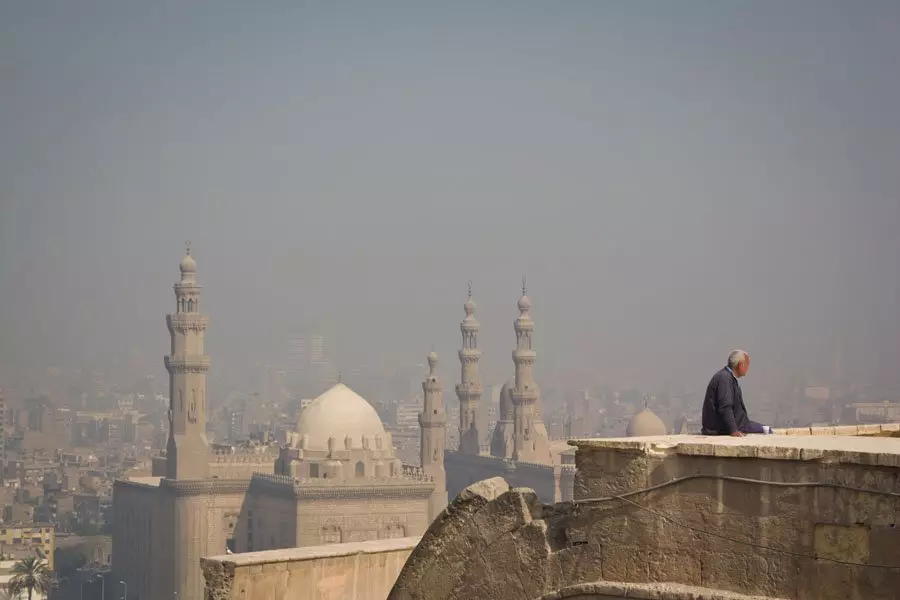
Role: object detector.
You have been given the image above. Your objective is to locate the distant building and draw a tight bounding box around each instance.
[0,524,55,570]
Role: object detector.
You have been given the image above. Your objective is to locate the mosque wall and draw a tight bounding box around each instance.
[294,495,430,547]
[445,451,563,503]
[391,434,900,600]
[111,481,161,600]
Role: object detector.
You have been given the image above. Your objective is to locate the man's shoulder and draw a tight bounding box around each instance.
[709,367,730,384]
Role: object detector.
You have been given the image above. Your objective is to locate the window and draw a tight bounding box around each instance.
[355,461,365,477]
[309,463,319,478]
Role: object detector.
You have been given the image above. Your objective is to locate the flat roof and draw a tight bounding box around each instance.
[569,434,900,468]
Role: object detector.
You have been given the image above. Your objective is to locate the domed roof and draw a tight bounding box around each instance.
[626,408,667,437]
[296,383,387,451]
[179,252,197,274]
[498,378,515,420]
[518,294,532,313]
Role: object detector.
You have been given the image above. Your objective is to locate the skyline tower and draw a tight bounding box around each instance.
[164,243,211,480]
[455,283,483,455]
[419,351,448,521]
[509,279,552,463]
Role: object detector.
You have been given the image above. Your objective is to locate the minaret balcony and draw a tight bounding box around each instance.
[455,383,484,394]
[166,313,210,332]
[164,355,211,373]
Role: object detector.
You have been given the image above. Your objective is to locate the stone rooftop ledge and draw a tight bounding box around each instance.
[204,536,422,566]
[539,580,788,600]
[568,434,900,467]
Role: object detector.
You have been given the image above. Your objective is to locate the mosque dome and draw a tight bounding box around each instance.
[179,252,197,274]
[498,378,515,421]
[296,384,387,451]
[625,408,667,437]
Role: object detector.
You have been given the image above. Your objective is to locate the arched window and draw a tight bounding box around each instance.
[355,461,365,478]
[187,298,194,312]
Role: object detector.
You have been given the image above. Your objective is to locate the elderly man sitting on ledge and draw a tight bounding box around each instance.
[701,349,773,437]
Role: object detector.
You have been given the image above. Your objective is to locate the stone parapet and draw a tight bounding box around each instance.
[158,477,251,496]
[774,423,900,437]
[568,434,900,469]
[202,537,420,600]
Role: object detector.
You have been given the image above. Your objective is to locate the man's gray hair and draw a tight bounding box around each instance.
[727,349,749,369]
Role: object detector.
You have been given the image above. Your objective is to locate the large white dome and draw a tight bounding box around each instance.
[296,383,387,451]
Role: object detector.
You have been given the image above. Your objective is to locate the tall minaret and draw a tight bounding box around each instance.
[456,283,483,455]
[509,279,552,463]
[419,351,447,521]
[164,243,211,480]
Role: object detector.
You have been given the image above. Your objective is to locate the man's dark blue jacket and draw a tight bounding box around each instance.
[701,367,749,435]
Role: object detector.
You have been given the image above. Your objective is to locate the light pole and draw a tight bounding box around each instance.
[119,581,127,600]
[98,574,105,600]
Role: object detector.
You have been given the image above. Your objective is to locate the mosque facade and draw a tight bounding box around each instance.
[111,248,445,600]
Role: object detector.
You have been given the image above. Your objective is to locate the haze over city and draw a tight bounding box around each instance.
[3,0,900,397]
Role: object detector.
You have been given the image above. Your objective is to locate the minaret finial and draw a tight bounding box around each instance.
[185,240,192,255]
[337,371,342,384]
[522,276,527,296]
[468,280,472,298]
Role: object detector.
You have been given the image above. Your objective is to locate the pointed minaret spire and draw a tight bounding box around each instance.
[456,283,484,455]
[510,279,551,463]
[420,351,447,521]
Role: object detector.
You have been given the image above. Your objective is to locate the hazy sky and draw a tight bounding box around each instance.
[2,1,899,394]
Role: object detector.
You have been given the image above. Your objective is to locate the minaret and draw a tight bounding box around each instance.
[455,283,483,455]
[419,351,447,521]
[164,243,211,480]
[509,279,552,463]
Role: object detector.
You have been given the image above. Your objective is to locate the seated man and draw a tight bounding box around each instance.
[701,349,773,436]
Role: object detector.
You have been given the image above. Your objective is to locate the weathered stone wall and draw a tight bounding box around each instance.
[391,435,900,600]
[202,537,420,600]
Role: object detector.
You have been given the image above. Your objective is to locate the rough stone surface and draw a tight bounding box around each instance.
[390,436,900,600]
[536,580,787,599]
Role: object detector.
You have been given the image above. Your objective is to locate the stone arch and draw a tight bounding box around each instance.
[355,461,365,478]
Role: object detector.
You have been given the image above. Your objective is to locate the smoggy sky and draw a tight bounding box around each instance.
[2,1,899,394]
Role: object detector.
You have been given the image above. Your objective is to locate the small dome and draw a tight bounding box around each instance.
[180,252,197,274]
[518,294,532,313]
[498,377,515,420]
[626,408,667,437]
[296,384,388,451]
[464,295,476,316]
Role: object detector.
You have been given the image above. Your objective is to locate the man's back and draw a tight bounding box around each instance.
[702,367,749,435]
